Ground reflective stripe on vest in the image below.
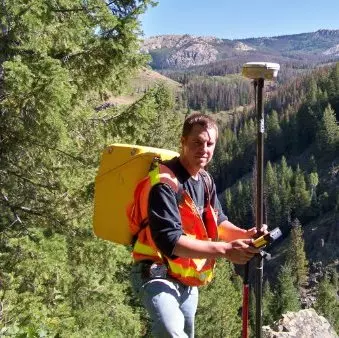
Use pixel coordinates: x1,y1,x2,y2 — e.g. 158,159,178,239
132,161,219,286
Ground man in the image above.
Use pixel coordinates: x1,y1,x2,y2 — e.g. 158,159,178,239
130,113,264,337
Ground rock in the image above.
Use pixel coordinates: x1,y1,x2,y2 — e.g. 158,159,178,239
167,42,218,68
262,308,338,338
308,276,318,287
234,41,255,51
141,35,222,69
323,44,339,56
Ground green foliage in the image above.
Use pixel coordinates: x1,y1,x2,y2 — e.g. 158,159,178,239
0,0,160,335
286,219,309,286
249,289,256,337
266,110,284,159
224,179,253,226
211,59,339,338
316,104,339,154
225,155,317,232
214,64,338,231
0,229,143,336
196,261,242,338
94,83,182,149
262,281,276,326
314,274,339,333
274,263,301,320
1,230,75,335
265,161,282,228
66,238,142,337
249,280,277,337
249,280,277,336
306,78,318,104
185,75,252,112
0,0,154,231
0,2,338,335
309,171,319,201
292,165,311,220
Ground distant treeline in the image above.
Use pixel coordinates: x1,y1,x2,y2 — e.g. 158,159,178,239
164,60,328,112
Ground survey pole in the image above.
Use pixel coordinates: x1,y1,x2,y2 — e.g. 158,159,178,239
241,62,280,338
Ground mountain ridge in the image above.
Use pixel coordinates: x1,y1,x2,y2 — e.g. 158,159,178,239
141,29,339,70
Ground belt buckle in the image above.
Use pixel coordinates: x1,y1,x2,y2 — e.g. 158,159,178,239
149,263,167,278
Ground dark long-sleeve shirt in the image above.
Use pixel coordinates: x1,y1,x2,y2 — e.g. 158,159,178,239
148,157,227,258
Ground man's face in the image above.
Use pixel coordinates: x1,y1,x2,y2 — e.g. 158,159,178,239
181,125,217,172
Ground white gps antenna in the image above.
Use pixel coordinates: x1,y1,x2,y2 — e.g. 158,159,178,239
241,61,280,338
242,62,280,81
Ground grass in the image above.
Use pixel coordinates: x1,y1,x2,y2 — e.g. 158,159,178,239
108,67,182,106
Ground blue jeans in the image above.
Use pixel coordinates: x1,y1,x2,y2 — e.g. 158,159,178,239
130,263,199,338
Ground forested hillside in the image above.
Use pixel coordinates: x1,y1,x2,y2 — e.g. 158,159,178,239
143,31,339,114
211,65,339,274
209,63,339,336
0,1,338,337
0,1,182,336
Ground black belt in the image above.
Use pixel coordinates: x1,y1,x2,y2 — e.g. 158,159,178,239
134,260,167,279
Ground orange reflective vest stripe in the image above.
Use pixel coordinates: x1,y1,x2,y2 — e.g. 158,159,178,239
128,160,219,286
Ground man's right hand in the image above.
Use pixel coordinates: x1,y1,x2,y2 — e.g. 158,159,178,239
223,239,259,264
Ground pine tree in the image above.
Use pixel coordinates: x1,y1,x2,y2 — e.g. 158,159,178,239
234,181,244,224
274,263,300,321
309,172,319,199
265,161,278,196
332,62,339,94
277,157,293,229
265,162,282,228
316,104,339,154
0,1,155,335
306,78,318,104
196,261,242,338
277,156,293,184
314,275,339,333
286,219,309,286
293,165,311,220
266,110,283,159
309,171,319,212
262,281,276,326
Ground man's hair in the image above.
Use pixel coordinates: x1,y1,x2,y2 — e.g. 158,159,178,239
182,113,218,138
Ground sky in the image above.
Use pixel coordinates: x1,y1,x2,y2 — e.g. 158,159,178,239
141,0,339,40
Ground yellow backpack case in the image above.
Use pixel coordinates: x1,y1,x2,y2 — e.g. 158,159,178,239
93,143,179,244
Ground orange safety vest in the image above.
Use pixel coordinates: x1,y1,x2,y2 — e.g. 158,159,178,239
127,160,219,287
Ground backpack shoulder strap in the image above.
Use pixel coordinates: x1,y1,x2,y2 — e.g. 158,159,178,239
199,170,213,204
130,158,181,245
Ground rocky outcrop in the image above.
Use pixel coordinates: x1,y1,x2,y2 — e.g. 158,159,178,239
300,261,325,309
234,41,255,51
140,34,222,53
262,309,338,338
323,44,339,56
141,35,222,69
166,42,218,68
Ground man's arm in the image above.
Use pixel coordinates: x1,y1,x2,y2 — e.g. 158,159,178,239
218,220,249,242
218,219,268,242
148,182,261,264
172,235,259,265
